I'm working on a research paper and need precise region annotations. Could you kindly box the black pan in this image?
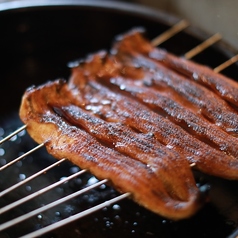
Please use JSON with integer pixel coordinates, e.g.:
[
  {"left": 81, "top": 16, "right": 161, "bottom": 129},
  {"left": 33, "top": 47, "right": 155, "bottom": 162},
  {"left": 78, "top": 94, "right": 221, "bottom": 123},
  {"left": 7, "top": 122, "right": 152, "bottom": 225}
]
[{"left": 1, "top": 1, "right": 238, "bottom": 237}]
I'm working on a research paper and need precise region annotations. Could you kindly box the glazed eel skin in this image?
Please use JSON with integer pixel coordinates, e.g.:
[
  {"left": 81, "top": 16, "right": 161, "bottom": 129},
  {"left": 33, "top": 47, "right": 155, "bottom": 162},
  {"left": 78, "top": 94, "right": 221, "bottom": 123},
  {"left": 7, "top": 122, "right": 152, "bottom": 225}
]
[
  {"left": 20, "top": 29, "right": 238, "bottom": 220},
  {"left": 20, "top": 80, "right": 202, "bottom": 220}
]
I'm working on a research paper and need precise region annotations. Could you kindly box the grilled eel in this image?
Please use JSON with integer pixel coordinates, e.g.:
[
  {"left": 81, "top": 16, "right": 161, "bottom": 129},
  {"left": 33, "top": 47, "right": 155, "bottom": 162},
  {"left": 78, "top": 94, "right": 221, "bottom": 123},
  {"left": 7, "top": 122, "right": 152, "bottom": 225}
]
[
  {"left": 113, "top": 29, "right": 238, "bottom": 135},
  {"left": 19, "top": 29, "right": 238, "bottom": 220},
  {"left": 20, "top": 80, "right": 203, "bottom": 220},
  {"left": 114, "top": 28, "right": 238, "bottom": 108},
  {"left": 68, "top": 52, "right": 238, "bottom": 180}
]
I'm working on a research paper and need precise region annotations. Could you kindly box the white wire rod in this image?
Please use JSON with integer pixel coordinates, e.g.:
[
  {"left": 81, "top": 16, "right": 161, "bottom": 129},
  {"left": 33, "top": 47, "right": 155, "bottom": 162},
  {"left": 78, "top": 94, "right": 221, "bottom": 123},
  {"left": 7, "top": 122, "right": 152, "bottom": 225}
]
[
  {"left": 0, "top": 125, "right": 26, "bottom": 145},
  {"left": 0, "top": 169, "right": 87, "bottom": 215},
  {"left": 0, "top": 179, "right": 108, "bottom": 231},
  {"left": 0, "top": 159, "right": 66, "bottom": 197},
  {"left": 19, "top": 192, "right": 131, "bottom": 238},
  {"left": 0, "top": 143, "right": 45, "bottom": 171}
]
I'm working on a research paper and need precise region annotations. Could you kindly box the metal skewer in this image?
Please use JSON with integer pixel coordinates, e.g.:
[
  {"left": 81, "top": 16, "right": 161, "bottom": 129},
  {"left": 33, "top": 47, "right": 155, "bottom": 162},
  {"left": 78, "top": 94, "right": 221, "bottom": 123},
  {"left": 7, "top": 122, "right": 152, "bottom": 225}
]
[
  {"left": 214, "top": 54, "right": 238, "bottom": 73},
  {"left": 151, "top": 19, "right": 189, "bottom": 47},
  {"left": 184, "top": 32, "right": 222, "bottom": 59},
  {"left": 0, "top": 169, "right": 87, "bottom": 215},
  {"left": 0, "top": 125, "right": 26, "bottom": 145},
  {"left": 0, "top": 179, "right": 108, "bottom": 231},
  {"left": 0, "top": 159, "right": 66, "bottom": 197},
  {"left": 20, "top": 193, "right": 131, "bottom": 238},
  {"left": 0, "top": 143, "right": 45, "bottom": 171}
]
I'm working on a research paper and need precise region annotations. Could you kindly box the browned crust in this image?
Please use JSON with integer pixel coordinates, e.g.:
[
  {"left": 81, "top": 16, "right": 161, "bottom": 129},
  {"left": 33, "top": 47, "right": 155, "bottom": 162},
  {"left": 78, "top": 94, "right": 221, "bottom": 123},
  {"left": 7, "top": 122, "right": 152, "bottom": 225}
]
[
  {"left": 20, "top": 80, "right": 202, "bottom": 220},
  {"left": 19, "top": 29, "right": 238, "bottom": 220}
]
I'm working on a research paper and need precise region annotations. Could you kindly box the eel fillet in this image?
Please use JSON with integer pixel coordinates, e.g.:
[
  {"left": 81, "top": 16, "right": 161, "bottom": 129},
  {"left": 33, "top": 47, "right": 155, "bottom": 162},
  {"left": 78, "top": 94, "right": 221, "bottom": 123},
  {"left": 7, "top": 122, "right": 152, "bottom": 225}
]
[
  {"left": 20, "top": 80, "right": 202, "bottom": 220},
  {"left": 19, "top": 28, "right": 238, "bottom": 220}
]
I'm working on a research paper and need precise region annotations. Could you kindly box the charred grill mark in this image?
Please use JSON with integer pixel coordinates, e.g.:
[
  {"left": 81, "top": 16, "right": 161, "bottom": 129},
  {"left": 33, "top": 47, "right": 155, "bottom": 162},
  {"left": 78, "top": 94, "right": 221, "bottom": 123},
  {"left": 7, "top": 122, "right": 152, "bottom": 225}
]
[
  {"left": 152, "top": 48, "right": 238, "bottom": 108},
  {"left": 72, "top": 54, "right": 238, "bottom": 182},
  {"left": 53, "top": 104, "right": 180, "bottom": 164},
  {"left": 80, "top": 36, "right": 238, "bottom": 158},
  {"left": 104, "top": 76, "right": 238, "bottom": 158},
  {"left": 135, "top": 56, "right": 238, "bottom": 135},
  {"left": 114, "top": 34, "right": 238, "bottom": 136},
  {"left": 68, "top": 76, "right": 238, "bottom": 180},
  {"left": 20, "top": 80, "right": 204, "bottom": 219}
]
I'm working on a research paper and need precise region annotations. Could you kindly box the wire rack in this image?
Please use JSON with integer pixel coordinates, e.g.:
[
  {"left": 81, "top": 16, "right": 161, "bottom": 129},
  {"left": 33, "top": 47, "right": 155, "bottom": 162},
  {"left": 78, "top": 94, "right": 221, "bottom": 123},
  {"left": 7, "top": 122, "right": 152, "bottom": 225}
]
[{"left": 1, "top": 20, "right": 238, "bottom": 238}]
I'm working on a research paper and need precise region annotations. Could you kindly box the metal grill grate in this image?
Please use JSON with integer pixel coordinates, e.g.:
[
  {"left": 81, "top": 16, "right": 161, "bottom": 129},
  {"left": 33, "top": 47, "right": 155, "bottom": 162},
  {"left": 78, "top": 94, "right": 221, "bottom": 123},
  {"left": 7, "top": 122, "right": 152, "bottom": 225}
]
[{"left": 1, "top": 20, "right": 238, "bottom": 238}]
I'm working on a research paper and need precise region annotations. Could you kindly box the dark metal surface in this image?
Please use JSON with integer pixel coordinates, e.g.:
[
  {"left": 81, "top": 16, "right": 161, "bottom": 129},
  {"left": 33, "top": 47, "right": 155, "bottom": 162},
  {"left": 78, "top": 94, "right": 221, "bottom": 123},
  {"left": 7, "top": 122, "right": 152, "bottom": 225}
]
[{"left": 0, "top": 1, "right": 238, "bottom": 237}]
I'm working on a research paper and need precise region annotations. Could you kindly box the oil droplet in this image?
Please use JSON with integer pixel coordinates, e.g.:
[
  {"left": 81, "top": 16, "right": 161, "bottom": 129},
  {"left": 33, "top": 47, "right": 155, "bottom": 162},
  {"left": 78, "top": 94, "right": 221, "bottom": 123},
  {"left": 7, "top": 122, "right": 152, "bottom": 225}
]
[
  {"left": 110, "top": 78, "right": 116, "bottom": 84},
  {"left": 56, "top": 187, "right": 64, "bottom": 194},
  {"left": 120, "top": 84, "right": 126, "bottom": 90},
  {"left": 16, "top": 161, "right": 22, "bottom": 167},
  {"left": 143, "top": 79, "right": 153, "bottom": 87},
  {"left": 85, "top": 105, "right": 92, "bottom": 110},
  {"left": 18, "top": 130, "right": 26, "bottom": 137},
  {"left": 83, "top": 194, "right": 89, "bottom": 200},
  {"left": 90, "top": 97, "right": 99, "bottom": 103},
  {"left": 87, "top": 176, "right": 99, "bottom": 186},
  {"left": 88, "top": 195, "right": 97, "bottom": 203},
  {"left": 25, "top": 185, "right": 32, "bottom": 192},
  {"left": 110, "top": 48, "right": 118, "bottom": 55},
  {"left": 19, "top": 174, "right": 26, "bottom": 180},
  {"left": 0, "top": 158, "right": 6, "bottom": 165},
  {"left": 133, "top": 222, "right": 138, "bottom": 226},
  {"left": 112, "top": 204, "right": 121, "bottom": 211},
  {"left": 193, "top": 72, "right": 199, "bottom": 80},
  {"left": 69, "top": 166, "right": 79, "bottom": 174},
  {"left": 105, "top": 220, "right": 112, "bottom": 228},
  {"left": 10, "top": 135, "right": 17, "bottom": 142},
  {"left": 114, "top": 215, "right": 121, "bottom": 221},
  {"left": 162, "top": 219, "right": 167, "bottom": 224},
  {"left": 55, "top": 211, "right": 61, "bottom": 217},
  {"left": 166, "top": 144, "right": 173, "bottom": 149},
  {"left": 85, "top": 105, "right": 102, "bottom": 114},
  {"left": 101, "top": 99, "right": 111, "bottom": 105},
  {"left": 195, "top": 151, "right": 200, "bottom": 156},
  {"left": 64, "top": 205, "right": 74, "bottom": 214},
  {"left": 0, "top": 127, "right": 4, "bottom": 137},
  {"left": 102, "top": 207, "right": 108, "bottom": 212},
  {"left": 100, "top": 184, "right": 106, "bottom": 189},
  {"left": 0, "top": 148, "right": 5, "bottom": 156},
  {"left": 67, "top": 60, "right": 80, "bottom": 68},
  {"left": 60, "top": 176, "right": 68, "bottom": 181},
  {"left": 73, "top": 178, "right": 82, "bottom": 186}
]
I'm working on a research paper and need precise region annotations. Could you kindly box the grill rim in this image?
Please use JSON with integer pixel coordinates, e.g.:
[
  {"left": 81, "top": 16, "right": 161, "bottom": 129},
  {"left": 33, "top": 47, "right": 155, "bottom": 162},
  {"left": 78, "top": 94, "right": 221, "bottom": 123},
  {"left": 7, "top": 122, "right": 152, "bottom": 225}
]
[{"left": 0, "top": 0, "right": 237, "bottom": 59}]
